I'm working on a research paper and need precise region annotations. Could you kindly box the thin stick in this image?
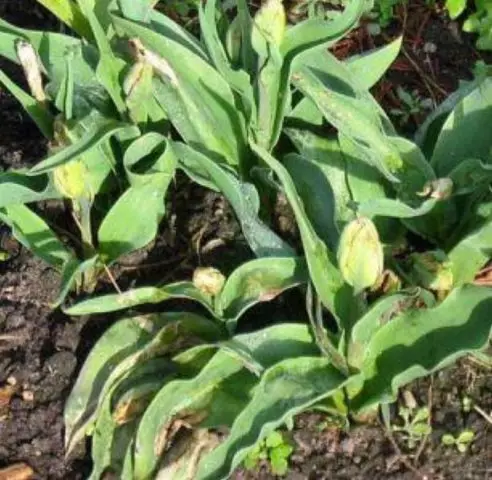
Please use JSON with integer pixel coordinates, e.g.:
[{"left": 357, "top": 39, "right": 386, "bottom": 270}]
[
  {"left": 414, "top": 375, "right": 434, "bottom": 465},
  {"left": 474, "top": 404, "right": 492, "bottom": 425},
  {"left": 103, "top": 264, "right": 122, "bottom": 294}
]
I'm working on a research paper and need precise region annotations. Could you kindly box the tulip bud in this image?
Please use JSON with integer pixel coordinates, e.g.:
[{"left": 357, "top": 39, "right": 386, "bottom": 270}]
[
  {"left": 253, "top": 0, "right": 286, "bottom": 47},
  {"left": 192, "top": 267, "right": 225, "bottom": 296},
  {"left": 337, "top": 217, "right": 384, "bottom": 294},
  {"left": 410, "top": 250, "right": 453, "bottom": 291}
]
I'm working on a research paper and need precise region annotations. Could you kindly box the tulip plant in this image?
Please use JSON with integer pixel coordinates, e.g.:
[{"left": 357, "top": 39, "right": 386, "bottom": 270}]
[{"left": 0, "top": 1, "right": 491, "bottom": 479}]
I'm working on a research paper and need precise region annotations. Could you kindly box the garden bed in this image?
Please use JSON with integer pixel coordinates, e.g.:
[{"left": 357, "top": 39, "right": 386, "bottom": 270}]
[{"left": 0, "top": 1, "right": 490, "bottom": 479}]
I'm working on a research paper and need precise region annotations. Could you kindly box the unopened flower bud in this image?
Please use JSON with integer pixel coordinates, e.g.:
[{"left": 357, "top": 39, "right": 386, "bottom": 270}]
[
  {"left": 192, "top": 267, "right": 225, "bottom": 296},
  {"left": 337, "top": 217, "right": 384, "bottom": 294},
  {"left": 254, "top": 0, "right": 286, "bottom": 47}
]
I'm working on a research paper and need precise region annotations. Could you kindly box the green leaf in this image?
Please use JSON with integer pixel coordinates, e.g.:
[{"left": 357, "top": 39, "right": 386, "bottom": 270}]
[
  {"left": 29, "top": 120, "right": 139, "bottom": 174},
  {"left": 0, "top": 204, "right": 72, "bottom": 270},
  {"left": 441, "top": 433, "right": 456, "bottom": 445},
  {"left": 64, "top": 312, "right": 224, "bottom": 455},
  {"left": 199, "top": 0, "right": 253, "bottom": 111},
  {"left": 415, "top": 77, "right": 486, "bottom": 158},
  {"left": 448, "top": 217, "right": 492, "bottom": 286},
  {"left": 97, "top": 134, "right": 176, "bottom": 263},
  {"left": 265, "top": 431, "right": 283, "bottom": 448},
  {"left": 251, "top": 143, "right": 350, "bottom": 325},
  {"left": 0, "top": 172, "right": 60, "bottom": 208},
  {"left": 353, "top": 285, "right": 492, "bottom": 411},
  {"left": 348, "top": 290, "right": 435, "bottom": 370},
  {"left": 132, "top": 323, "right": 318, "bottom": 478},
  {"left": 0, "top": 69, "right": 53, "bottom": 138},
  {"left": 431, "top": 78, "right": 492, "bottom": 176},
  {"left": 345, "top": 37, "right": 402, "bottom": 90},
  {"left": 77, "top": 0, "right": 126, "bottom": 113},
  {"left": 174, "top": 142, "right": 293, "bottom": 258},
  {"left": 55, "top": 52, "right": 75, "bottom": 120},
  {"left": 63, "top": 282, "right": 214, "bottom": 316},
  {"left": 35, "top": 0, "right": 92, "bottom": 40},
  {"left": 446, "top": 0, "right": 467, "bottom": 19},
  {"left": 112, "top": 13, "right": 247, "bottom": 168},
  {"left": 0, "top": 18, "right": 108, "bottom": 115},
  {"left": 89, "top": 357, "right": 174, "bottom": 480},
  {"left": 218, "top": 256, "right": 308, "bottom": 323},
  {"left": 197, "top": 357, "right": 347, "bottom": 479},
  {"left": 292, "top": 64, "right": 402, "bottom": 182},
  {"left": 117, "top": 0, "right": 157, "bottom": 22},
  {"left": 53, "top": 255, "right": 100, "bottom": 307}
]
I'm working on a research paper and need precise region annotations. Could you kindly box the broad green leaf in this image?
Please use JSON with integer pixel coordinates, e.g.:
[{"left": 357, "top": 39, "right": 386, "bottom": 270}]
[
  {"left": 117, "top": 0, "right": 157, "bottom": 22},
  {"left": 431, "top": 78, "right": 492, "bottom": 176},
  {"left": 0, "top": 18, "right": 107, "bottom": 114},
  {"left": 448, "top": 217, "right": 492, "bottom": 286},
  {"left": 218, "top": 256, "right": 309, "bottom": 322},
  {"left": 98, "top": 133, "right": 176, "bottom": 262},
  {"left": 292, "top": 64, "right": 402, "bottom": 182},
  {"left": 97, "top": 180, "right": 172, "bottom": 262},
  {"left": 199, "top": 0, "right": 254, "bottom": 118},
  {"left": 64, "top": 282, "right": 214, "bottom": 316},
  {"left": 53, "top": 255, "right": 100, "bottom": 307},
  {"left": 64, "top": 315, "right": 161, "bottom": 453},
  {"left": 446, "top": 0, "right": 467, "bottom": 19},
  {"left": 0, "top": 69, "right": 53, "bottom": 138},
  {"left": 0, "top": 204, "right": 72, "bottom": 270},
  {"left": 0, "top": 172, "right": 60, "bottom": 208},
  {"left": 448, "top": 158, "right": 492, "bottom": 196},
  {"left": 112, "top": 13, "right": 247, "bottom": 168},
  {"left": 64, "top": 312, "right": 225, "bottom": 454},
  {"left": 356, "top": 197, "right": 437, "bottom": 219},
  {"left": 174, "top": 142, "right": 293, "bottom": 258},
  {"left": 281, "top": 0, "right": 365, "bottom": 57},
  {"left": 133, "top": 353, "right": 255, "bottom": 479},
  {"left": 29, "top": 120, "right": 138, "bottom": 174},
  {"left": 133, "top": 324, "right": 319, "bottom": 479},
  {"left": 35, "top": 0, "right": 92, "bottom": 39},
  {"left": 197, "top": 357, "right": 348, "bottom": 479},
  {"left": 415, "top": 77, "right": 486, "bottom": 158},
  {"left": 77, "top": 0, "right": 126, "bottom": 113},
  {"left": 89, "top": 357, "right": 174, "bottom": 480},
  {"left": 265, "top": 0, "right": 366, "bottom": 157},
  {"left": 250, "top": 143, "right": 351, "bottom": 326},
  {"left": 348, "top": 290, "right": 435, "bottom": 369},
  {"left": 353, "top": 285, "right": 492, "bottom": 411},
  {"left": 345, "top": 37, "right": 402, "bottom": 90}
]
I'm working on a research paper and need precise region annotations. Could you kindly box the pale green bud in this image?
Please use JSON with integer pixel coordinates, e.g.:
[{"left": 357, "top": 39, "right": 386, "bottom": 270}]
[
  {"left": 193, "top": 267, "right": 226, "bottom": 296},
  {"left": 337, "top": 217, "right": 384, "bottom": 294},
  {"left": 254, "top": 0, "right": 286, "bottom": 47},
  {"left": 410, "top": 250, "right": 453, "bottom": 291}
]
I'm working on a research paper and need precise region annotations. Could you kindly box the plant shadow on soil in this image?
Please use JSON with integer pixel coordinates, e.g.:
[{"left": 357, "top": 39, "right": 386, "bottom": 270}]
[{"left": 0, "top": 1, "right": 490, "bottom": 479}]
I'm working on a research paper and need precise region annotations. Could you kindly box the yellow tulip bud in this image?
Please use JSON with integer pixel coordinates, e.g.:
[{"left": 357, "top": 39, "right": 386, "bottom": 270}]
[{"left": 337, "top": 217, "right": 384, "bottom": 294}]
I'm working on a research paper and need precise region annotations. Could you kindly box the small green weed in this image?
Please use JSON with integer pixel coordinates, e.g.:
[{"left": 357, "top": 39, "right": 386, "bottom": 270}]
[
  {"left": 244, "top": 431, "right": 294, "bottom": 476},
  {"left": 441, "top": 430, "right": 475, "bottom": 453},
  {"left": 392, "top": 405, "right": 431, "bottom": 449},
  {"left": 390, "top": 87, "right": 433, "bottom": 126}
]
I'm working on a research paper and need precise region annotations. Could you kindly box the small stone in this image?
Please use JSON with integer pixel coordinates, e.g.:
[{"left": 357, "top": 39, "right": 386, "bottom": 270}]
[
  {"left": 423, "top": 42, "right": 437, "bottom": 53},
  {"left": 22, "top": 390, "right": 34, "bottom": 402}
]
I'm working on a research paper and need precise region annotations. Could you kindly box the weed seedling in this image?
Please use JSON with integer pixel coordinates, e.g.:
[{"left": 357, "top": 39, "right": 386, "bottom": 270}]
[
  {"left": 392, "top": 406, "right": 432, "bottom": 449},
  {"left": 441, "top": 430, "right": 475, "bottom": 453},
  {"left": 390, "top": 87, "right": 433, "bottom": 126},
  {"left": 244, "top": 431, "right": 294, "bottom": 476}
]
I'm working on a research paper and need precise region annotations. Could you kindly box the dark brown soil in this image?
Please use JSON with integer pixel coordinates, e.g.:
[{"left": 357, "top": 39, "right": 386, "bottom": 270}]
[{"left": 0, "top": 1, "right": 490, "bottom": 480}]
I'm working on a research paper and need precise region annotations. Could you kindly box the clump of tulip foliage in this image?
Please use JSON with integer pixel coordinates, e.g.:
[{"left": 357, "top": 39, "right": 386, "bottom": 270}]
[{"left": 0, "top": 1, "right": 490, "bottom": 479}]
